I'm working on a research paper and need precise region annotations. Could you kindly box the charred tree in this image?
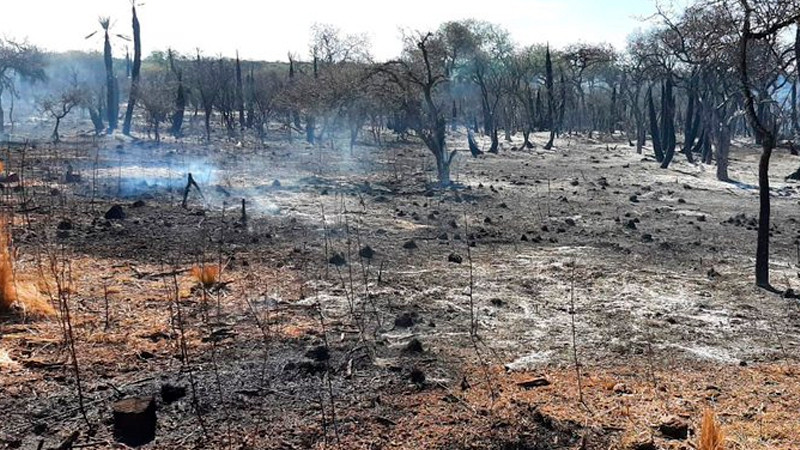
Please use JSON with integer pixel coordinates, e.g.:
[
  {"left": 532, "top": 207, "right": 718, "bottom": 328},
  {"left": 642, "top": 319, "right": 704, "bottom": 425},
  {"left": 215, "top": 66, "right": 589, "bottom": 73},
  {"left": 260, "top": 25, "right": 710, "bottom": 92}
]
[
  {"left": 451, "top": 99, "right": 457, "bottom": 131},
  {"left": 792, "top": 79, "right": 799, "bottom": 135},
  {"left": 794, "top": 24, "right": 800, "bottom": 135},
  {"left": 738, "top": 0, "right": 799, "bottom": 288},
  {"left": 468, "top": 129, "right": 483, "bottom": 157},
  {"left": 557, "top": 72, "right": 566, "bottom": 136},
  {"left": 544, "top": 45, "right": 557, "bottom": 150},
  {"left": 377, "top": 33, "right": 455, "bottom": 185},
  {"left": 647, "top": 86, "right": 664, "bottom": 162},
  {"left": 681, "top": 77, "right": 700, "bottom": 163},
  {"left": 659, "top": 76, "right": 677, "bottom": 169},
  {"left": 122, "top": 3, "right": 141, "bottom": 136},
  {"left": 102, "top": 19, "right": 118, "bottom": 134},
  {"left": 246, "top": 66, "right": 255, "bottom": 129},
  {"left": 168, "top": 49, "right": 185, "bottom": 137},
  {"left": 235, "top": 52, "right": 245, "bottom": 130},
  {"left": 305, "top": 55, "right": 318, "bottom": 144}
]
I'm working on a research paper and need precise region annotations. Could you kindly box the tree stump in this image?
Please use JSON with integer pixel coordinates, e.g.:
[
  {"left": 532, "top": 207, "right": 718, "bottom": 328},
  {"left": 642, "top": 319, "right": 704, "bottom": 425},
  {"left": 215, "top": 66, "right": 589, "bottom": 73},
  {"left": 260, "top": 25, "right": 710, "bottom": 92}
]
[{"left": 112, "top": 396, "right": 156, "bottom": 446}]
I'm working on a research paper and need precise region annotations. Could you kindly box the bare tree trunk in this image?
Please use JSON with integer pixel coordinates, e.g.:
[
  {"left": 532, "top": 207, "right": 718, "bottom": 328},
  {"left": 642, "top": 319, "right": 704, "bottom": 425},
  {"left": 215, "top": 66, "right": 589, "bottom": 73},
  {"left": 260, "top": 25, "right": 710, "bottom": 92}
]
[
  {"left": 792, "top": 79, "right": 799, "bottom": 136},
  {"left": 489, "top": 127, "right": 499, "bottom": 153},
  {"left": 738, "top": 1, "right": 789, "bottom": 288},
  {"left": 543, "top": 46, "right": 556, "bottom": 150},
  {"left": 204, "top": 109, "right": 212, "bottom": 142},
  {"left": 522, "top": 130, "right": 533, "bottom": 149},
  {"left": 755, "top": 147, "right": 772, "bottom": 287},
  {"left": 305, "top": 116, "right": 316, "bottom": 144},
  {"left": 647, "top": 86, "right": 664, "bottom": 162},
  {"left": 715, "top": 125, "right": 730, "bottom": 182},
  {"left": 104, "top": 31, "right": 118, "bottom": 134},
  {"left": 235, "top": 53, "right": 245, "bottom": 130},
  {"left": 660, "top": 77, "right": 677, "bottom": 169},
  {"left": 52, "top": 117, "right": 61, "bottom": 142},
  {"left": 8, "top": 93, "right": 13, "bottom": 134},
  {"left": 122, "top": 4, "right": 141, "bottom": 136}
]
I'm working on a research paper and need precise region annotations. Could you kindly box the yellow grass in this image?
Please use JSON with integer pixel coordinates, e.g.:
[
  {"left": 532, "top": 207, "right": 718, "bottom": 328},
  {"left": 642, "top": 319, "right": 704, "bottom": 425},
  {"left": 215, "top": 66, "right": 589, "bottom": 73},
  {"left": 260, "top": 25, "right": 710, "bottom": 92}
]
[
  {"left": 699, "top": 408, "right": 725, "bottom": 450},
  {"left": 0, "top": 217, "right": 54, "bottom": 317},
  {"left": 191, "top": 264, "right": 221, "bottom": 287}
]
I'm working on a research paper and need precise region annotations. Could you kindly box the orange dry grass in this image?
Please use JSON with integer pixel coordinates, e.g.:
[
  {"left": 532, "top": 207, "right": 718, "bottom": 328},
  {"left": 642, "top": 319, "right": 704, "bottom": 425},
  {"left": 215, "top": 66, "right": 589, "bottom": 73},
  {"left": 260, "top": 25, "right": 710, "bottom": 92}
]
[
  {"left": 191, "top": 265, "right": 221, "bottom": 286},
  {"left": 0, "top": 219, "right": 53, "bottom": 317},
  {"left": 0, "top": 232, "right": 15, "bottom": 311},
  {"left": 699, "top": 408, "right": 725, "bottom": 450}
]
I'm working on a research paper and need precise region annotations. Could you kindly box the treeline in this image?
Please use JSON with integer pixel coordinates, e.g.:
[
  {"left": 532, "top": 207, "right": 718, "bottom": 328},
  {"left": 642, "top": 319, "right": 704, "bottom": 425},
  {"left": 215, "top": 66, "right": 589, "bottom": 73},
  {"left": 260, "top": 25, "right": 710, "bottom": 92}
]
[{"left": 1, "top": 1, "right": 798, "bottom": 188}]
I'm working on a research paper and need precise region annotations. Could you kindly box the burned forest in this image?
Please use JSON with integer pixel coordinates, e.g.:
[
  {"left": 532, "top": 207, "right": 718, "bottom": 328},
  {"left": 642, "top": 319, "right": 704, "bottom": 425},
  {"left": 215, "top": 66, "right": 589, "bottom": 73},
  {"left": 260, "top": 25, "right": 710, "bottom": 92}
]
[{"left": 4, "top": 1, "right": 800, "bottom": 449}]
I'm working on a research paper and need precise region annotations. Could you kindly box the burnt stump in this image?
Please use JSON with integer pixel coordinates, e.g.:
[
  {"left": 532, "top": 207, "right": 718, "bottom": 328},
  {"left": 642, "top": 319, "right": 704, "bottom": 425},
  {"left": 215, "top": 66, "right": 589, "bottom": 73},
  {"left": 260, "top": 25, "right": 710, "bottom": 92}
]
[{"left": 112, "top": 396, "right": 156, "bottom": 446}]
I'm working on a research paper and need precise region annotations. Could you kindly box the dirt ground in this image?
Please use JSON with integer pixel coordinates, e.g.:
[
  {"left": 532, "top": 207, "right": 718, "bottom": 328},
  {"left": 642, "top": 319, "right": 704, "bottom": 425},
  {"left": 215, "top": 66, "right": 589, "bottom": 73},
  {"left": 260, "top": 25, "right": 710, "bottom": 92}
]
[{"left": 2, "top": 129, "right": 800, "bottom": 449}]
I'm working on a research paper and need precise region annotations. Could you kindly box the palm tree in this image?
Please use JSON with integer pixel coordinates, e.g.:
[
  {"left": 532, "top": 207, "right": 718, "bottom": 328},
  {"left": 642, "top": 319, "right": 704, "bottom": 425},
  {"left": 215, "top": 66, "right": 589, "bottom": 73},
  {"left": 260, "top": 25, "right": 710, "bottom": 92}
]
[
  {"left": 122, "top": 1, "right": 142, "bottom": 136},
  {"left": 86, "top": 17, "right": 125, "bottom": 133}
]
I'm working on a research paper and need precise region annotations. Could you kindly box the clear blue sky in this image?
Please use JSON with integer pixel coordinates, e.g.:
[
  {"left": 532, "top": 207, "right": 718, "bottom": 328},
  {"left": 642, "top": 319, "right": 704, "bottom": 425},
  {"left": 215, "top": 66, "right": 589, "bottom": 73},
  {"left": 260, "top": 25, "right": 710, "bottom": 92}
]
[{"left": 0, "top": 0, "right": 663, "bottom": 61}]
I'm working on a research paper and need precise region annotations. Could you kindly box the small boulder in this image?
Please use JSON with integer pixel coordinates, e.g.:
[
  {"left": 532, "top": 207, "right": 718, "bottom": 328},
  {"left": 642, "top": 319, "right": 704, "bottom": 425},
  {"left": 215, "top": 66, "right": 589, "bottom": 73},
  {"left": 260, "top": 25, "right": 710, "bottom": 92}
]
[
  {"left": 448, "top": 253, "right": 463, "bottom": 264},
  {"left": 403, "top": 338, "right": 424, "bottom": 354},
  {"left": 105, "top": 205, "right": 126, "bottom": 220},
  {"left": 410, "top": 368, "right": 426, "bottom": 385},
  {"left": 394, "top": 312, "right": 417, "bottom": 328}
]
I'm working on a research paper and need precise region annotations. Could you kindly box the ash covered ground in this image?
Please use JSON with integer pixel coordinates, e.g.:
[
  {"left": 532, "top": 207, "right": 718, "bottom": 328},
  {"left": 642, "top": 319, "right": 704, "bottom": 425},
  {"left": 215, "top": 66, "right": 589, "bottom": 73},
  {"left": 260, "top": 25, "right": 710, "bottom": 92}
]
[{"left": 2, "top": 131, "right": 800, "bottom": 449}]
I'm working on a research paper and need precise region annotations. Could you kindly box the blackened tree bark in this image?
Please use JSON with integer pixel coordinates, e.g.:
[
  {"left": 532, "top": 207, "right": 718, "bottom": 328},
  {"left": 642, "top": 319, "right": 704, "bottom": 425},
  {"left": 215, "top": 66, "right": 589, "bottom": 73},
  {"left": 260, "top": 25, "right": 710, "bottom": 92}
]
[
  {"left": 738, "top": 0, "right": 799, "bottom": 288},
  {"left": 647, "top": 86, "right": 664, "bottom": 162},
  {"left": 305, "top": 55, "right": 318, "bottom": 144},
  {"left": 544, "top": 45, "right": 557, "bottom": 150},
  {"left": 682, "top": 76, "right": 700, "bottom": 163},
  {"left": 122, "top": 3, "right": 141, "bottom": 136},
  {"left": 794, "top": 25, "right": 800, "bottom": 135},
  {"left": 792, "top": 79, "right": 798, "bottom": 135},
  {"left": 168, "top": 49, "right": 185, "bottom": 137},
  {"left": 235, "top": 52, "right": 245, "bottom": 130},
  {"left": 101, "top": 19, "right": 118, "bottom": 133},
  {"left": 659, "top": 76, "right": 677, "bottom": 169},
  {"left": 378, "top": 33, "right": 454, "bottom": 185}
]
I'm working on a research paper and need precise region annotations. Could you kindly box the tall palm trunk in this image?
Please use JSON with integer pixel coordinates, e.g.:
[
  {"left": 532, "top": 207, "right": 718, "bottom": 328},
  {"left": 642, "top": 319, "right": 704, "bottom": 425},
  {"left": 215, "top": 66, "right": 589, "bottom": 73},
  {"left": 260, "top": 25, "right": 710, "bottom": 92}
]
[
  {"left": 122, "top": 4, "right": 141, "bottom": 136},
  {"left": 104, "top": 29, "right": 118, "bottom": 133}
]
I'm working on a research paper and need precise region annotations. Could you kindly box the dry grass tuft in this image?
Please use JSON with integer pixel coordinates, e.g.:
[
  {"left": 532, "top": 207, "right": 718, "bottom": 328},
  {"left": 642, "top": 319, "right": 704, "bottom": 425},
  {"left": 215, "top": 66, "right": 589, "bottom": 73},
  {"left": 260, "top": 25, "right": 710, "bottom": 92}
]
[
  {"left": 0, "top": 218, "right": 18, "bottom": 312},
  {"left": 15, "top": 280, "right": 55, "bottom": 317},
  {"left": 191, "top": 265, "right": 221, "bottom": 287},
  {"left": 0, "top": 218, "right": 54, "bottom": 317},
  {"left": 699, "top": 408, "right": 725, "bottom": 450}
]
